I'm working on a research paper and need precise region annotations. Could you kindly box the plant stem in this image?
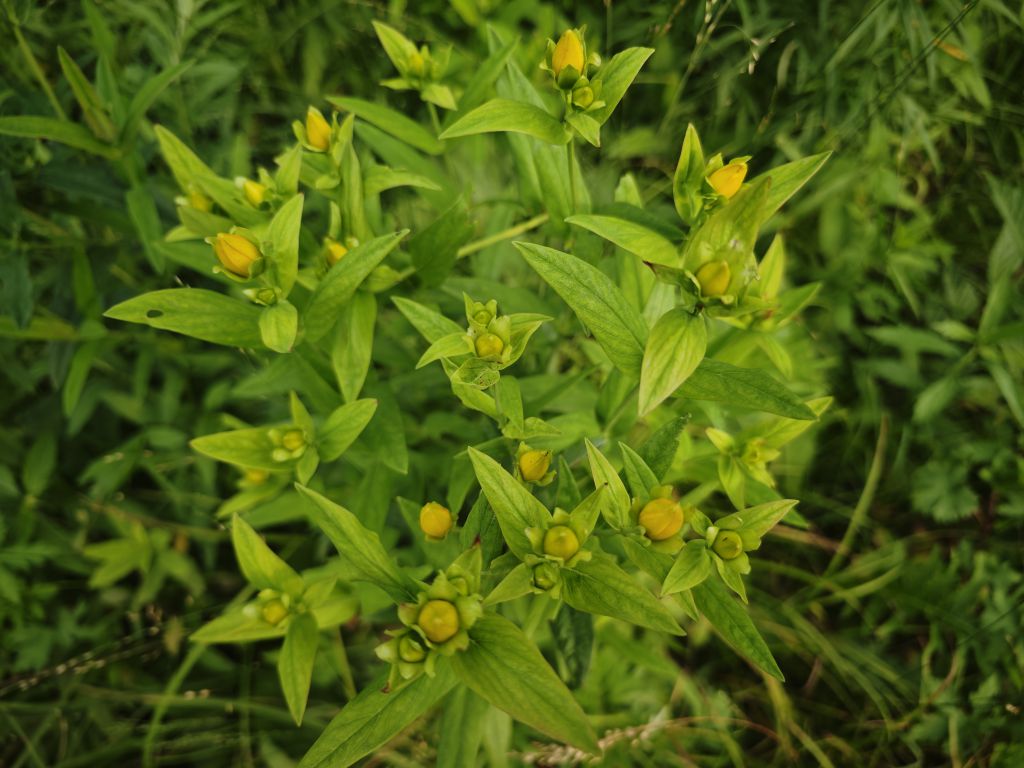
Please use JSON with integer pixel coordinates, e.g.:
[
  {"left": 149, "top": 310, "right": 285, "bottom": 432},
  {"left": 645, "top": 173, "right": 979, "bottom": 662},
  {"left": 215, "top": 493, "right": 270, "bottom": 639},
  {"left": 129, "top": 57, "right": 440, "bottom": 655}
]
[
  {"left": 567, "top": 139, "right": 577, "bottom": 215},
  {"left": 5, "top": 0, "right": 66, "bottom": 120},
  {"left": 457, "top": 213, "right": 550, "bottom": 258},
  {"left": 427, "top": 101, "right": 442, "bottom": 135}
]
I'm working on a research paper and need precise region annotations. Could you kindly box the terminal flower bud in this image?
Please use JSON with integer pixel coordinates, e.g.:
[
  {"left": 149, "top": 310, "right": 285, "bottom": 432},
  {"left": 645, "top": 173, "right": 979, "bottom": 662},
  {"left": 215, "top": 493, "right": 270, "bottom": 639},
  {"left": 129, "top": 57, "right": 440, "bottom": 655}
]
[
  {"left": 474, "top": 332, "right": 504, "bottom": 359},
  {"left": 707, "top": 161, "right": 747, "bottom": 199},
  {"left": 212, "top": 233, "right": 261, "bottom": 278},
  {"left": 638, "top": 497, "right": 684, "bottom": 541},
  {"left": 711, "top": 529, "right": 744, "bottom": 560},
  {"left": 325, "top": 238, "right": 348, "bottom": 265},
  {"left": 261, "top": 598, "right": 288, "bottom": 626},
  {"left": 695, "top": 259, "right": 731, "bottom": 298},
  {"left": 543, "top": 525, "right": 580, "bottom": 560},
  {"left": 533, "top": 562, "right": 559, "bottom": 591},
  {"left": 187, "top": 189, "right": 213, "bottom": 212},
  {"left": 419, "top": 502, "right": 453, "bottom": 539},
  {"left": 244, "top": 468, "right": 269, "bottom": 485},
  {"left": 241, "top": 178, "right": 267, "bottom": 207},
  {"left": 518, "top": 450, "right": 552, "bottom": 483},
  {"left": 552, "top": 29, "right": 585, "bottom": 85},
  {"left": 398, "top": 634, "right": 427, "bottom": 663},
  {"left": 417, "top": 599, "right": 460, "bottom": 644},
  {"left": 305, "top": 106, "right": 331, "bottom": 152},
  {"left": 407, "top": 50, "right": 427, "bottom": 78},
  {"left": 281, "top": 429, "right": 306, "bottom": 452}
]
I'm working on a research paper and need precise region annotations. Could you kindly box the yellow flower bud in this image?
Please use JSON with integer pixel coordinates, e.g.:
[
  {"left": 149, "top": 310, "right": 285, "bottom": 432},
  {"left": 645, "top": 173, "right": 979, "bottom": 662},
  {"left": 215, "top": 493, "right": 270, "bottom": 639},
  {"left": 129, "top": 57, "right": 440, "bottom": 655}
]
[
  {"left": 638, "top": 497, "right": 684, "bottom": 541},
  {"left": 261, "top": 598, "right": 288, "bottom": 626},
  {"left": 518, "top": 450, "right": 552, "bottom": 483},
  {"left": 712, "top": 529, "right": 744, "bottom": 560},
  {"left": 552, "top": 30, "right": 585, "bottom": 80},
  {"left": 398, "top": 634, "right": 426, "bottom": 662},
  {"left": 475, "top": 333, "right": 504, "bottom": 358},
  {"left": 419, "top": 502, "right": 452, "bottom": 539},
  {"left": 213, "top": 233, "right": 261, "bottom": 278},
  {"left": 188, "top": 190, "right": 213, "bottom": 212},
  {"left": 325, "top": 239, "right": 348, "bottom": 265},
  {"left": 244, "top": 468, "right": 269, "bottom": 485},
  {"left": 707, "top": 161, "right": 747, "bottom": 199},
  {"left": 242, "top": 179, "right": 267, "bottom": 207},
  {"left": 543, "top": 525, "right": 580, "bottom": 560},
  {"left": 695, "top": 259, "right": 731, "bottom": 298},
  {"left": 281, "top": 429, "right": 306, "bottom": 452},
  {"left": 418, "top": 599, "right": 459, "bottom": 643},
  {"left": 407, "top": 50, "right": 427, "bottom": 78},
  {"left": 306, "top": 107, "right": 331, "bottom": 152}
]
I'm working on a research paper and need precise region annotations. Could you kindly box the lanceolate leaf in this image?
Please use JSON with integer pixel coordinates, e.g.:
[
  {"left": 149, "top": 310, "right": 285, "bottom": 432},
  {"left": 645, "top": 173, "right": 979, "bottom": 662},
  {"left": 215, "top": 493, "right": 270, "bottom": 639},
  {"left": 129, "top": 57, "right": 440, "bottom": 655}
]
[
  {"left": 328, "top": 96, "right": 445, "bottom": 155},
  {"left": 278, "top": 613, "right": 319, "bottom": 725},
  {"left": 0, "top": 115, "right": 116, "bottom": 157},
  {"left": 516, "top": 242, "right": 648, "bottom": 376},
  {"left": 679, "top": 360, "right": 816, "bottom": 419},
  {"left": 638, "top": 309, "right": 707, "bottom": 416},
  {"left": 692, "top": 576, "right": 783, "bottom": 680},
  {"left": 661, "top": 541, "right": 712, "bottom": 595},
  {"left": 231, "top": 515, "right": 303, "bottom": 595},
  {"left": 298, "top": 666, "right": 457, "bottom": 768},
  {"left": 758, "top": 151, "right": 831, "bottom": 219},
  {"left": 467, "top": 448, "right": 550, "bottom": 559},
  {"left": 318, "top": 398, "right": 378, "bottom": 461},
  {"left": 451, "top": 614, "right": 599, "bottom": 754},
  {"left": 584, "top": 439, "right": 631, "bottom": 528},
  {"left": 588, "top": 47, "right": 655, "bottom": 125},
  {"left": 566, "top": 214, "right": 679, "bottom": 267},
  {"left": 439, "top": 98, "right": 571, "bottom": 145},
  {"left": 562, "top": 555, "right": 684, "bottom": 635},
  {"left": 265, "top": 193, "right": 303, "bottom": 297},
  {"left": 104, "top": 289, "right": 263, "bottom": 348}
]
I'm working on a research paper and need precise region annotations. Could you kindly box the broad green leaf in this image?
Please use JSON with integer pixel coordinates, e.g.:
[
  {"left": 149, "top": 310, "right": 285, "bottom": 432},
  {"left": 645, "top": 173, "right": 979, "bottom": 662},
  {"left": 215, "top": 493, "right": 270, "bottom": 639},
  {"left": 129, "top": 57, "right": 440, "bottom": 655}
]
[
  {"left": 584, "top": 439, "right": 630, "bottom": 528},
  {"left": 259, "top": 300, "right": 298, "bottom": 353},
  {"left": 516, "top": 242, "right": 648, "bottom": 376},
  {"left": 679, "top": 360, "right": 816, "bottom": 419},
  {"left": 279, "top": 613, "right": 319, "bottom": 725},
  {"left": 328, "top": 96, "right": 445, "bottom": 155},
  {"left": 673, "top": 123, "right": 705, "bottom": 223},
  {"left": 318, "top": 399, "right": 378, "bottom": 462},
  {"left": 295, "top": 484, "right": 419, "bottom": 603},
  {"left": 231, "top": 515, "right": 302, "bottom": 595},
  {"left": 191, "top": 427, "right": 282, "bottom": 470},
  {"left": 266, "top": 194, "right": 303, "bottom": 297},
  {"left": 304, "top": 231, "right": 408, "bottom": 342},
  {"left": 436, "top": 686, "right": 488, "bottom": 768},
  {"left": 715, "top": 499, "right": 798, "bottom": 544},
  {"left": 0, "top": 115, "right": 116, "bottom": 157},
  {"left": 562, "top": 555, "right": 684, "bottom": 635},
  {"left": 439, "top": 98, "right": 570, "bottom": 144},
  {"left": 451, "top": 615, "right": 599, "bottom": 753},
  {"left": 364, "top": 165, "right": 442, "bottom": 195},
  {"left": 693, "top": 577, "right": 783, "bottom": 680},
  {"left": 467, "top": 448, "right": 550, "bottom": 559},
  {"left": 298, "top": 666, "right": 457, "bottom": 768},
  {"left": 566, "top": 112, "right": 600, "bottom": 147},
  {"left": 618, "top": 442, "right": 660, "bottom": 500},
  {"left": 372, "top": 21, "right": 419, "bottom": 73},
  {"left": 105, "top": 289, "right": 262, "bottom": 347},
  {"left": 410, "top": 198, "right": 473, "bottom": 286},
  {"left": 640, "top": 416, "right": 687, "bottom": 479},
  {"left": 589, "top": 47, "right": 655, "bottom": 125},
  {"left": 483, "top": 562, "right": 534, "bottom": 606},
  {"left": 638, "top": 309, "right": 707, "bottom": 415},
  {"left": 566, "top": 214, "right": 679, "bottom": 267},
  {"left": 332, "top": 292, "right": 376, "bottom": 402},
  {"left": 758, "top": 151, "right": 831, "bottom": 219},
  {"left": 417, "top": 332, "right": 474, "bottom": 368},
  {"left": 392, "top": 296, "right": 464, "bottom": 343},
  {"left": 662, "top": 541, "right": 712, "bottom": 595}
]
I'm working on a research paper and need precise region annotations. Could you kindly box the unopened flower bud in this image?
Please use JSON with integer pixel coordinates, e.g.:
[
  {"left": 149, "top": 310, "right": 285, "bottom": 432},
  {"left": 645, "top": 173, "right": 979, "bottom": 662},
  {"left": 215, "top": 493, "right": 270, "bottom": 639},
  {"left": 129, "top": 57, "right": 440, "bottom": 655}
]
[
  {"left": 188, "top": 190, "right": 213, "bottom": 212},
  {"left": 543, "top": 525, "right": 580, "bottom": 560},
  {"left": 419, "top": 502, "right": 452, "bottom": 539},
  {"left": 572, "top": 85, "right": 595, "bottom": 109},
  {"left": 518, "top": 450, "right": 551, "bottom": 483},
  {"left": 241, "top": 178, "right": 267, "bottom": 207},
  {"left": 712, "top": 529, "right": 744, "bottom": 560},
  {"left": 417, "top": 599, "right": 459, "bottom": 643},
  {"left": 695, "top": 260, "right": 731, "bottom": 298},
  {"left": 261, "top": 598, "right": 288, "bottom": 626},
  {"left": 475, "top": 333, "right": 504, "bottom": 358},
  {"left": 398, "top": 634, "right": 426, "bottom": 662},
  {"left": 244, "top": 468, "right": 269, "bottom": 485},
  {"left": 638, "top": 497, "right": 684, "bottom": 541},
  {"left": 213, "top": 233, "right": 261, "bottom": 278},
  {"left": 552, "top": 30, "right": 585, "bottom": 84},
  {"left": 707, "top": 161, "right": 747, "bottom": 199},
  {"left": 325, "top": 239, "right": 348, "bottom": 265},
  {"left": 533, "top": 562, "right": 559, "bottom": 590},
  {"left": 306, "top": 107, "right": 331, "bottom": 152},
  {"left": 281, "top": 429, "right": 306, "bottom": 452},
  {"left": 407, "top": 50, "right": 427, "bottom": 78}
]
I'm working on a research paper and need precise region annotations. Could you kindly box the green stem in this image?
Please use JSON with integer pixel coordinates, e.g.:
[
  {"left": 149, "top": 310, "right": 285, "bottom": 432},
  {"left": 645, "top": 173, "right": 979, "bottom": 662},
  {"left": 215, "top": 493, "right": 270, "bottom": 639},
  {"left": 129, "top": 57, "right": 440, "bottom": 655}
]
[
  {"left": 426, "top": 101, "right": 442, "bottom": 135},
  {"left": 567, "top": 139, "right": 577, "bottom": 215},
  {"left": 5, "top": 0, "right": 66, "bottom": 120}
]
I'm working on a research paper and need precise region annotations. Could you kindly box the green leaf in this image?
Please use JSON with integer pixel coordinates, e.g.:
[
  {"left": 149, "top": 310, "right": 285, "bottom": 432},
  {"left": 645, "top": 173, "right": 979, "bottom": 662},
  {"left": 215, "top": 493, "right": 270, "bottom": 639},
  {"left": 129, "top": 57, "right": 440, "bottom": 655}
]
[
  {"left": 318, "top": 399, "right": 378, "bottom": 462},
  {"left": 640, "top": 416, "right": 687, "bottom": 479},
  {"left": 231, "top": 515, "right": 302, "bottom": 595},
  {"left": 332, "top": 292, "right": 377, "bottom": 402},
  {"left": 673, "top": 123, "right": 705, "bottom": 223},
  {"left": 638, "top": 309, "right": 707, "bottom": 415},
  {"left": 589, "top": 47, "right": 655, "bottom": 125},
  {"left": 0, "top": 115, "right": 116, "bottom": 157},
  {"left": 584, "top": 439, "right": 630, "bottom": 528},
  {"left": 716, "top": 499, "right": 798, "bottom": 545},
  {"left": 516, "top": 242, "right": 648, "bottom": 376},
  {"left": 328, "top": 96, "right": 444, "bottom": 155},
  {"left": 190, "top": 427, "right": 282, "bottom": 470},
  {"left": 566, "top": 214, "right": 679, "bottom": 267},
  {"left": 295, "top": 485, "right": 418, "bottom": 603},
  {"left": 618, "top": 442, "right": 659, "bottom": 500},
  {"left": 260, "top": 300, "right": 298, "bottom": 353},
  {"left": 364, "top": 165, "right": 442, "bottom": 195},
  {"left": 57, "top": 47, "right": 116, "bottom": 142},
  {"left": 467, "top": 448, "right": 550, "bottom": 559},
  {"left": 566, "top": 112, "right": 600, "bottom": 147},
  {"left": 105, "top": 288, "right": 263, "bottom": 347},
  {"left": 304, "top": 231, "right": 408, "bottom": 342},
  {"left": 279, "top": 613, "right": 319, "bottom": 725},
  {"left": 436, "top": 686, "right": 488, "bottom": 768},
  {"left": 372, "top": 21, "right": 419, "bottom": 74},
  {"left": 562, "top": 555, "right": 683, "bottom": 635},
  {"left": 392, "top": 296, "right": 464, "bottom": 343},
  {"left": 266, "top": 194, "right": 303, "bottom": 297},
  {"left": 417, "top": 332, "right": 473, "bottom": 368},
  {"left": 758, "top": 151, "right": 831, "bottom": 219},
  {"left": 678, "top": 360, "right": 816, "bottom": 419},
  {"left": 692, "top": 577, "right": 783, "bottom": 680},
  {"left": 125, "top": 185, "right": 164, "bottom": 271},
  {"left": 451, "top": 614, "right": 599, "bottom": 753},
  {"left": 298, "top": 666, "right": 457, "bottom": 768},
  {"left": 661, "top": 541, "right": 712, "bottom": 595},
  {"left": 439, "top": 98, "right": 570, "bottom": 145},
  {"left": 410, "top": 198, "right": 473, "bottom": 287}
]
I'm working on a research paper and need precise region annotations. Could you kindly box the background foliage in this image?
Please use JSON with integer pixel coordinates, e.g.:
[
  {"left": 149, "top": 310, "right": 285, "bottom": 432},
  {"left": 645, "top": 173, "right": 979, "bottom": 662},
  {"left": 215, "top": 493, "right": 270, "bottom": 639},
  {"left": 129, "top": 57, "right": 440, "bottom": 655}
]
[{"left": 1, "top": 0, "right": 1022, "bottom": 766}]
